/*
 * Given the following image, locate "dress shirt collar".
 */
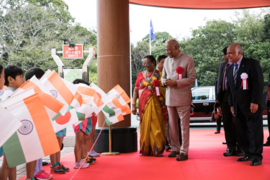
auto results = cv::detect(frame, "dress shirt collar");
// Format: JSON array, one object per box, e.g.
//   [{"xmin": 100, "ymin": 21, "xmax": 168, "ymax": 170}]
[{"xmin": 234, "ymin": 56, "xmax": 243, "ymax": 66}]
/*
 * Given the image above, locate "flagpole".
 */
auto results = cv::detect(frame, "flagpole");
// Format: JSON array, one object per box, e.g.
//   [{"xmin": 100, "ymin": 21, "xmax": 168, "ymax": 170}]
[
  {"xmin": 149, "ymin": 37, "xmax": 151, "ymax": 55},
  {"xmin": 101, "ymin": 125, "xmax": 120, "ymax": 155}
]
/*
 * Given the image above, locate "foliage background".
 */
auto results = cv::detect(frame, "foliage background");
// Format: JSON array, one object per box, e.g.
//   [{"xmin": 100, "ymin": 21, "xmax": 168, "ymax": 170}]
[{"xmin": 0, "ymin": 1, "xmax": 269, "ymax": 92}]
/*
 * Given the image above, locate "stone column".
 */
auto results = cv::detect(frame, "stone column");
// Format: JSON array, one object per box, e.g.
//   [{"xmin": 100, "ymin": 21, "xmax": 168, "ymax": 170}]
[{"xmin": 97, "ymin": 0, "xmax": 130, "ymax": 128}]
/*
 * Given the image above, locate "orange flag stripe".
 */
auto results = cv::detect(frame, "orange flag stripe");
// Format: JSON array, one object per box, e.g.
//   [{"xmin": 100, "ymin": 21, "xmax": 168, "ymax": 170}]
[
  {"xmin": 117, "ymin": 114, "xmax": 124, "ymax": 122},
  {"xmin": 23, "ymin": 94, "xmax": 59, "ymax": 156},
  {"xmin": 93, "ymin": 93, "xmax": 104, "ymax": 107},
  {"xmin": 114, "ymin": 85, "xmax": 130, "ymax": 103},
  {"xmin": 77, "ymin": 86, "xmax": 104, "ymax": 106},
  {"xmin": 74, "ymin": 92, "xmax": 83, "ymax": 106},
  {"xmin": 20, "ymin": 81, "xmax": 64, "ymax": 113},
  {"xmin": 47, "ymin": 71, "xmax": 74, "ymax": 105},
  {"xmin": 77, "ymin": 86, "xmax": 96, "ymax": 96},
  {"xmin": 112, "ymin": 97, "xmax": 131, "ymax": 115}
]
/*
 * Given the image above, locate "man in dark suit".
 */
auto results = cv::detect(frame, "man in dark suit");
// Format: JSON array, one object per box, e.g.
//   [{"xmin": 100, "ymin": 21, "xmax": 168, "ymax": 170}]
[
  {"xmin": 215, "ymin": 47, "xmax": 243, "ymax": 156},
  {"xmin": 264, "ymin": 72, "xmax": 270, "ymax": 146},
  {"xmin": 214, "ymin": 79, "xmax": 221, "ymax": 134},
  {"xmin": 226, "ymin": 43, "xmax": 264, "ymax": 166}
]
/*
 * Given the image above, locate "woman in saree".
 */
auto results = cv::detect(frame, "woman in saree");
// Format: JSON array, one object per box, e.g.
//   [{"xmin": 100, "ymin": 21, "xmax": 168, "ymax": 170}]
[{"xmin": 132, "ymin": 55, "xmax": 167, "ymax": 156}]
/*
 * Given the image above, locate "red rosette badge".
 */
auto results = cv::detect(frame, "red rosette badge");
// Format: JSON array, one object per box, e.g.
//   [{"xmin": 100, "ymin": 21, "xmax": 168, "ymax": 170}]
[
  {"xmin": 152, "ymin": 79, "xmax": 160, "ymax": 96},
  {"xmin": 176, "ymin": 66, "xmax": 184, "ymax": 80}
]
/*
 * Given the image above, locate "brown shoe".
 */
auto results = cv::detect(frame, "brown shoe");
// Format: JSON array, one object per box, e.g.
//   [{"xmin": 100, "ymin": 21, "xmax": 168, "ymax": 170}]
[
  {"xmin": 168, "ymin": 151, "xmax": 179, "ymax": 157},
  {"xmin": 176, "ymin": 153, "xmax": 188, "ymax": 161}
]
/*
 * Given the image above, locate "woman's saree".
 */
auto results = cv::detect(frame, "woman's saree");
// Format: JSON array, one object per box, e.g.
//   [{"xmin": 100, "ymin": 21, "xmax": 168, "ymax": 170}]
[{"xmin": 135, "ymin": 70, "xmax": 167, "ymax": 156}]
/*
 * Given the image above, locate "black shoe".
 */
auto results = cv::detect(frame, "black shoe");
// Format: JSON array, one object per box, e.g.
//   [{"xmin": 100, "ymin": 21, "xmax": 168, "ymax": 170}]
[
  {"xmin": 223, "ymin": 149, "xmax": 236, "ymax": 156},
  {"xmin": 237, "ymin": 156, "xmax": 251, "ymax": 162},
  {"xmin": 236, "ymin": 149, "xmax": 244, "ymax": 156},
  {"xmin": 165, "ymin": 145, "xmax": 171, "ymax": 152},
  {"xmin": 263, "ymin": 141, "xmax": 270, "ymax": 146},
  {"xmin": 250, "ymin": 159, "xmax": 262, "ymax": 166},
  {"xmin": 215, "ymin": 131, "xmax": 220, "ymax": 134},
  {"xmin": 42, "ymin": 161, "xmax": 48, "ymax": 166},
  {"xmin": 222, "ymin": 142, "xmax": 227, "ymax": 145},
  {"xmin": 168, "ymin": 151, "xmax": 179, "ymax": 157}
]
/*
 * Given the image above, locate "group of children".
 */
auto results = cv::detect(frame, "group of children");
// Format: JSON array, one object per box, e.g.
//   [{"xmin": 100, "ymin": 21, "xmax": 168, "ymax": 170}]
[{"xmin": 0, "ymin": 65, "xmax": 100, "ymax": 180}]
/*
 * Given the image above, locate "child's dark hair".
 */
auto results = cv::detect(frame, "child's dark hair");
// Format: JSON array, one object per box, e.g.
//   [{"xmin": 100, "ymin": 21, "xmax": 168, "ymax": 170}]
[
  {"xmin": 157, "ymin": 55, "xmax": 167, "ymax": 62},
  {"xmin": 25, "ymin": 67, "xmax": 45, "ymax": 81},
  {"xmin": 4, "ymin": 65, "xmax": 23, "ymax": 86},
  {"xmin": 0, "ymin": 65, "xmax": 3, "ymax": 77},
  {"xmin": 73, "ymin": 79, "xmax": 90, "ymax": 86}
]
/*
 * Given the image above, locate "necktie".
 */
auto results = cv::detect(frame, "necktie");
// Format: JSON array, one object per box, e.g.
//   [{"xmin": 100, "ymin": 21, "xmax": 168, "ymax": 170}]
[
  {"xmin": 233, "ymin": 64, "xmax": 238, "ymax": 86},
  {"xmin": 222, "ymin": 63, "xmax": 229, "ymax": 91}
]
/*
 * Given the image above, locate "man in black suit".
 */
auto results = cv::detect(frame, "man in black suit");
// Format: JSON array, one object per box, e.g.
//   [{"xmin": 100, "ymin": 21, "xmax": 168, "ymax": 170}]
[
  {"xmin": 214, "ymin": 79, "xmax": 221, "ymax": 134},
  {"xmin": 215, "ymin": 47, "xmax": 243, "ymax": 156},
  {"xmin": 264, "ymin": 72, "xmax": 270, "ymax": 146},
  {"xmin": 226, "ymin": 43, "xmax": 264, "ymax": 166}
]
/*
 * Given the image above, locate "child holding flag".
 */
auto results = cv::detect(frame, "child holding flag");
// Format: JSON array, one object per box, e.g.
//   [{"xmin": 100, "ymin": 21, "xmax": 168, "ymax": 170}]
[
  {"xmin": 0, "ymin": 65, "xmax": 24, "ymax": 180},
  {"xmin": 72, "ymin": 79, "xmax": 96, "ymax": 169},
  {"xmin": 24, "ymin": 67, "xmax": 52, "ymax": 180}
]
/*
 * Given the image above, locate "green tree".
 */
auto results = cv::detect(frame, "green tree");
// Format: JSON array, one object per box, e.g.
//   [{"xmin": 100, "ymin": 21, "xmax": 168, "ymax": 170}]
[
  {"xmin": 0, "ymin": 1, "xmax": 97, "ymax": 75},
  {"xmin": 142, "ymin": 32, "xmax": 173, "ymax": 59},
  {"xmin": 130, "ymin": 41, "xmax": 149, "ymax": 92},
  {"xmin": 181, "ymin": 20, "xmax": 235, "ymax": 86}
]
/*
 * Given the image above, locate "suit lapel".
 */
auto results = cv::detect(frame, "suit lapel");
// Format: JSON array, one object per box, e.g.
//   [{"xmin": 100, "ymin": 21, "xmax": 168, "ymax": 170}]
[
  {"xmin": 236, "ymin": 58, "xmax": 246, "ymax": 89},
  {"xmin": 227, "ymin": 64, "xmax": 234, "ymax": 89}
]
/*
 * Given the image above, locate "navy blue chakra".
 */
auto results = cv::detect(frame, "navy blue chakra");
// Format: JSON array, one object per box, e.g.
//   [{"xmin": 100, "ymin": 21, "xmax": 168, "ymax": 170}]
[
  {"xmin": 18, "ymin": 120, "xmax": 34, "ymax": 135},
  {"xmin": 50, "ymin": 89, "xmax": 58, "ymax": 98}
]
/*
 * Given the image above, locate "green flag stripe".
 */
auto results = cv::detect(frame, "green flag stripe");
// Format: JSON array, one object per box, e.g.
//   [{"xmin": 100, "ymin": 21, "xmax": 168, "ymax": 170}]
[
  {"xmin": 104, "ymin": 116, "xmax": 113, "ymax": 126},
  {"xmin": 3, "ymin": 132, "xmax": 26, "ymax": 168},
  {"xmin": 67, "ymin": 105, "xmax": 74, "ymax": 112},
  {"xmin": 52, "ymin": 112, "xmax": 61, "ymax": 121},
  {"xmin": 103, "ymin": 105, "xmax": 115, "ymax": 117},
  {"xmin": 76, "ymin": 112, "xmax": 85, "ymax": 121}
]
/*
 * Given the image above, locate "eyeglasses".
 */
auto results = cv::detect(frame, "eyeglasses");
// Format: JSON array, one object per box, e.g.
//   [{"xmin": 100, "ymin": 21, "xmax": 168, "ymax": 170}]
[{"xmin": 143, "ymin": 62, "xmax": 153, "ymax": 66}]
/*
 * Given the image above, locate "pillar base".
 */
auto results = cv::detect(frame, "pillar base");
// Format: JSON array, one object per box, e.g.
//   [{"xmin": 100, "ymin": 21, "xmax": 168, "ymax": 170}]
[{"xmin": 94, "ymin": 127, "xmax": 137, "ymax": 153}]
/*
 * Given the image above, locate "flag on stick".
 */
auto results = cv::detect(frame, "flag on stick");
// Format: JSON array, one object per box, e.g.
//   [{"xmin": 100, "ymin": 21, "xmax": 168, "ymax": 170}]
[
  {"xmin": 103, "ymin": 85, "xmax": 131, "ymax": 126},
  {"xmin": 40, "ymin": 70, "xmax": 78, "ymax": 119},
  {"xmin": 103, "ymin": 97, "xmax": 125, "ymax": 126},
  {"xmin": 76, "ymin": 83, "xmax": 105, "ymax": 117},
  {"xmin": 13, "ymin": 76, "xmax": 65, "ymax": 119},
  {"xmin": 3, "ymin": 94, "xmax": 59, "ymax": 168},
  {"xmin": 150, "ymin": 19, "xmax": 155, "ymax": 41},
  {"xmin": 107, "ymin": 85, "xmax": 131, "ymax": 115}
]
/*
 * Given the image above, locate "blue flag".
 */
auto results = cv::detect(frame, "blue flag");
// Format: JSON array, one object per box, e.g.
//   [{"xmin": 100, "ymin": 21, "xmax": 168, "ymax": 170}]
[{"xmin": 150, "ymin": 19, "xmax": 155, "ymax": 41}]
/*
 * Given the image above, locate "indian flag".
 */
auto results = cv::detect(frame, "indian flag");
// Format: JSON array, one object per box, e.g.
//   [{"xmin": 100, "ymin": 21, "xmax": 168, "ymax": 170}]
[
  {"xmin": 76, "ymin": 83, "xmax": 105, "ymax": 116},
  {"xmin": 40, "ymin": 70, "xmax": 78, "ymax": 119},
  {"xmin": 13, "ymin": 76, "xmax": 65, "ymax": 119},
  {"xmin": 3, "ymin": 94, "xmax": 59, "ymax": 168},
  {"xmin": 90, "ymin": 83, "xmax": 109, "ymax": 113},
  {"xmin": 107, "ymin": 85, "xmax": 131, "ymax": 115},
  {"xmin": 0, "ymin": 106, "xmax": 21, "ymax": 147},
  {"xmin": 103, "ymin": 97, "xmax": 125, "ymax": 126}
]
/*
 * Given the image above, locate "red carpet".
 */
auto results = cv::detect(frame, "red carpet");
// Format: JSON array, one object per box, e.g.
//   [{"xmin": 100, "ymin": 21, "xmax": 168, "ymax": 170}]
[{"xmin": 20, "ymin": 129, "xmax": 270, "ymax": 180}]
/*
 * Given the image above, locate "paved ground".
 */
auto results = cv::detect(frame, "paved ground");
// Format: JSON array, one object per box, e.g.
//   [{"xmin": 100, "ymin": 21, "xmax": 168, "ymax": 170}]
[{"xmin": 0, "ymin": 114, "xmax": 268, "ymax": 179}]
